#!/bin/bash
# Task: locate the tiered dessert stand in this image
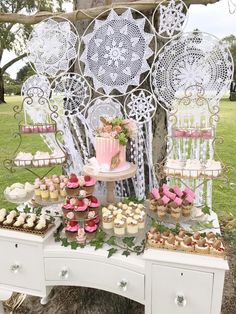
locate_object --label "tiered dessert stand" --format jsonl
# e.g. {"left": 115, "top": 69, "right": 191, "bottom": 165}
{"left": 3, "top": 87, "right": 67, "bottom": 179}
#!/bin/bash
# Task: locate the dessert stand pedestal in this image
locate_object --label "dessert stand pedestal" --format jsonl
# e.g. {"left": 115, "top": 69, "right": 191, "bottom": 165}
{"left": 83, "top": 163, "right": 137, "bottom": 203}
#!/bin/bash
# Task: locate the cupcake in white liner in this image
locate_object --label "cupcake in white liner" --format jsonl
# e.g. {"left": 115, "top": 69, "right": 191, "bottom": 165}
{"left": 114, "top": 219, "right": 125, "bottom": 236}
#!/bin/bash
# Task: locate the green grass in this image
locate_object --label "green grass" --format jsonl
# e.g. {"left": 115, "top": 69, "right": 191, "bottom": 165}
{"left": 0, "top": 96, "right": 61, "bottom": 209}
{"left": 0, "top": 96, "right": 236, "bottom": 215}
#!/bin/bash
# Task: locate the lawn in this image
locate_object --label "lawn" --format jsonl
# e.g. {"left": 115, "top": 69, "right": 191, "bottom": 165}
{"left": 0, "top": 96, "right": 236, "bottom": 216}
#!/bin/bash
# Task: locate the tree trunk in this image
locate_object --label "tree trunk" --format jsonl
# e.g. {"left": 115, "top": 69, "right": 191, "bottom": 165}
{"left": 0, "top": 68, "right": 6, "bottom": 104}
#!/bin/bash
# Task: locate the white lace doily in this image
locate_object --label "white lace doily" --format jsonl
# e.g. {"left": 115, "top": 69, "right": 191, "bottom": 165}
{"left": 21, "top": 75, "right": 51, "bottom": 98}
{"left": 27, "top": 17, "right": 79, "bottom": 77}
{"left": 80, "top": 8, "right": 154, "bottom": 95}
{"left": 51, "top": 73, "right": 91, "bottom": 117}
{"left": 152, "top": 32, "right": 234, "bottom": 110}
{"left": 153, "top": 0, "right": 188, "bottom": 39}
{"left": 124, "top": 89, "right": 157, "bottom": 124}
{"left": 86, "top": 97, "right": 123, "bottom": 131}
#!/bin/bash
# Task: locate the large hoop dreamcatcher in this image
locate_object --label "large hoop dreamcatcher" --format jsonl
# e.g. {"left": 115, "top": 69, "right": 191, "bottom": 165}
{"left": 80, "top": 8, "right": 155, "bottom": 95}
{"left": 27, "top": 17, "right": 79, "bottom": 77}
{"left": 50, "top": 73, "right": 91, "bottom": 173}
{"left": 152, "top": 31, "right": 234, "bottom": 111}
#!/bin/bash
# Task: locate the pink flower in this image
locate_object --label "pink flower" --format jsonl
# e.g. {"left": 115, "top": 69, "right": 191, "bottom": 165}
{"left": 126, "top": 120, "right": 137, "bottom": 139}
{"left": 113, "top": 125, "right": 122, "bottom": 133}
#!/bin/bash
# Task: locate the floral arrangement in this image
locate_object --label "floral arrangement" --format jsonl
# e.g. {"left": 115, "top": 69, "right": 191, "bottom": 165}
{"left": 95, "top": 116, "right": 137, "bottom": 145}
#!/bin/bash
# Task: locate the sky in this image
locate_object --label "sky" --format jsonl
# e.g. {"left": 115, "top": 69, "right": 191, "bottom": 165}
{"left": 2, "top": 0, "right": 236, "bottom": 79}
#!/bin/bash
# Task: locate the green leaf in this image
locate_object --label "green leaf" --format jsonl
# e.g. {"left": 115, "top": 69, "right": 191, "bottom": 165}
{"left": 117, "top": 132, "right": 128, "bottom": 145}
{"left": 111, "top": 117, "right": 123, "bottom": 126}
{"left": 70, "top": 241, "right": 79, "bottom": 250}
{"left": 122, "top": 237, "right": 135, "bottom": 248}
{"left": 107, "top": 248, "right": 118, "bottom": 258}
{"left": 90, "top": 240, "right": 104, "bottom": 250}
{"left": 107, "top": 236, "right": 116, "bottom": 246}
{"left": 122, "top": 250, "right": 131, "bottom": 257}
{"left": 95, "top": 229, "right": 106, "bottom": 242}
{"left": 23, "top": 205, "right": 31, "bottom": 213}
{"left": 202, "top": 206, "right": 211, "bottom": 215}
{"left": 61, "top": 238, "right": 69, "bottom": 247}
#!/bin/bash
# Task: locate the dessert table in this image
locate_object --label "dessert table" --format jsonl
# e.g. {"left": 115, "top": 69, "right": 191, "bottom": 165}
{"left": 0, "top": 214, "right": 228, "bottom": 314}
{"left": 83, "top": 163, "right": 137, "bottom": 203}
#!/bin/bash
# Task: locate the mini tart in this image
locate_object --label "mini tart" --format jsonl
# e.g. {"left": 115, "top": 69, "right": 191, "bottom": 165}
{"left": 206, "top": 231, "right": 216, "bottom": 245}
{"left": 165, "top": 236, "right": 179, "bottom": 250}
{"left": 175, "top": 230, "right": 186, "bottom": 242}
{"left": 210, "top": 240, "right": 225, "bottom": 257}
{"left": 195, "top": 239, "right": 209, "bottom": 254}
{"left": 191, "top": 232, "right": 202, "bottom": 243}
{"left": 114, "top": 219, "right": 125, "bottom": 236}
{"left": 179, "top": 237, "right": 195, "bottom": 252}
{"left": 148, "top": 237, "right": 164, "bottom": 249}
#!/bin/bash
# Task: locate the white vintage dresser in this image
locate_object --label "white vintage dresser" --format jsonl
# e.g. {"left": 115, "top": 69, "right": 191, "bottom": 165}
{"left": 0, "top": 222, "right": 228, "bottom": 314}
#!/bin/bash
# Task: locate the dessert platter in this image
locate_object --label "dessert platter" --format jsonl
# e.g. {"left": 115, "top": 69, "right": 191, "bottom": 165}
{"left": 147, "top": 224, "right": 225, "bottom": 258}
{"left": 0, "top": 208, "right": 54, "bottom": 236}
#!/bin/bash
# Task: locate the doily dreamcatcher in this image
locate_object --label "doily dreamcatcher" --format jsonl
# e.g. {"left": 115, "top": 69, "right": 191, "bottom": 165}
{"left": 27, "top": 17, "right": 79, "bottom": 77}
{"left": 51, "top": 73, "right": 91, "bottom": 117}
{"left": 152, "top": 0, "right": 188, "bottom": 39}
{"left": 125, "top": 90, "right": 157, "bottom": 199}
{"left": 50, "top": 73, "right": 92, "bottom": 173}
{"left": 152, "top": 32, "right": 234, "bottom": 110}
{"left": 80, "top": 8, "right": 155, "bottom": 95}
{"left": 21, "top": 74, "right": 51, "bottom": 98}
{"left": 85, "top": 97, "right": 123, "bottom": 132}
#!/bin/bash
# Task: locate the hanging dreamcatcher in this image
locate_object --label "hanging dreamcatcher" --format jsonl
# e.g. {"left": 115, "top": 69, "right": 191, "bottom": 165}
{"left": 152, "top": 0, "right": 189, "bottom": 39}
{"left": 124, "top": 89, "right": 157, "bottom": 199}
{"left": 27, "top": 17, "right": 79, "bottom": 77}
{"left": 80, "top": 8, "right": 155, "bottom": 95}
{"left": 152, "top": 31, "right": 234, "bottom": 111}
{"left": 50, "top": 73, "right": 91, "bottom": 173}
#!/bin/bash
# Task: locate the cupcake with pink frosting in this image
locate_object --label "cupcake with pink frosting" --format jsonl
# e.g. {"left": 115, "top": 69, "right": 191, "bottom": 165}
{"left": 85, "top": 211, "right": 99, "bottom": 233}
{"left": 65, "top": 220, "right": 79, "bottom": 233}
{"left": 83, "top": 176, "right": 96, "bottom": 194}
{"left": 66, "top": 174, "right": 80, "bottom": 196}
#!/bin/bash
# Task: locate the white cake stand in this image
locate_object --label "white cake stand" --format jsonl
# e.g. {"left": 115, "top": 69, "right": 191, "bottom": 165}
{"left": 83, "top": 163, "right": 137, "bottom": 203}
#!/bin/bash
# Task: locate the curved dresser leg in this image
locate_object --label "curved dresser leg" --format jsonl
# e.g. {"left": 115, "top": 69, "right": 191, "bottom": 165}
{"left": 40, "top": 286, "right": 53, "bottom": 305}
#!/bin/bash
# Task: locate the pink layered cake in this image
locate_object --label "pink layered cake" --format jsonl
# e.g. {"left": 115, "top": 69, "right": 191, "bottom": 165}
{"left": 95, "top": 137, "right": 126, "bottom": 170}
{"left": 94, "top": 116, "right": 137, "bottom": 171}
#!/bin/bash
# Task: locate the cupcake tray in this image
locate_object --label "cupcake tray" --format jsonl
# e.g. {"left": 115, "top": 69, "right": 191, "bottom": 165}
{"left": 0, "top": 222, "right": 54, "bottom": 237}
{"left": 33, "top": 196, "right": 65, "bottom": 206}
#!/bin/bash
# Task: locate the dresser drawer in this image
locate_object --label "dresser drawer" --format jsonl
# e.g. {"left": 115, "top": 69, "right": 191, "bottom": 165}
{"left": 0, "top": 240, "right": 43, "bottom": 291}
{"left": 151, "top": 265, "right": 213, "bottom": 314}
{"left": 45, "top": 258, "right": 144, "bottom": 303}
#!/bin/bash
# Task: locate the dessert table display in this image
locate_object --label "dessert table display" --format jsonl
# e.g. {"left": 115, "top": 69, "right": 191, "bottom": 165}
{"left": 0, "top": 1, "right": 235, "bottom": 314}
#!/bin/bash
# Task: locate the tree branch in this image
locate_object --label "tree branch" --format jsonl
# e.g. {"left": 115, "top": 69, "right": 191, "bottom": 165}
{"left": 2, "top": 53, "right": 27, "bottom": 73}
{"left": 0, "top": 0, "right": 220, "bottom": 24}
